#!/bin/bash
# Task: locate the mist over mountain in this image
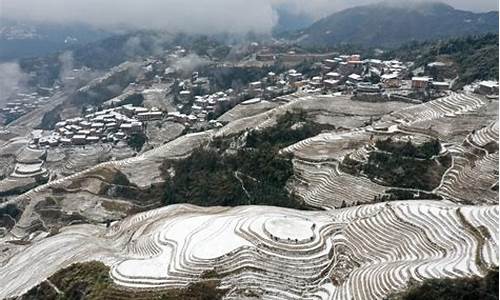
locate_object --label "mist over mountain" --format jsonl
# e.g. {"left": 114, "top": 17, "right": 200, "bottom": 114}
{"left": 272, "top": 6, "right": 316, "bottom": 34}
{"left": 0, "top": 0, "right": 497, "bottom": 61}
{"left": 293, "top": 1, "right": 499, "bottom": 48}
{"left": 0, "top": 19, "right": 112, "bottom": 61}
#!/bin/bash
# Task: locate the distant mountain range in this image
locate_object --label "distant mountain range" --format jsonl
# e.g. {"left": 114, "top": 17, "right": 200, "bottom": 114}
{"left": 3, "top": 1, "right": 498, "bottom": 61}
{"left": 290, "top": 1, "right": 499, "bottom": 48}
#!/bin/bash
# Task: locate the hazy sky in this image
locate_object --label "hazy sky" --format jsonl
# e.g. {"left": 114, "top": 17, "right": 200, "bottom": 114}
{"left": 0, "top": 0, "right": 498, "bottom": 33}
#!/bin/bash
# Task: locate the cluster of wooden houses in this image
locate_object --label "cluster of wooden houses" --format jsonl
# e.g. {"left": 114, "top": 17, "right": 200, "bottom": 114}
{"left": 34, "top": 105, "right": 163, "bottom": 147}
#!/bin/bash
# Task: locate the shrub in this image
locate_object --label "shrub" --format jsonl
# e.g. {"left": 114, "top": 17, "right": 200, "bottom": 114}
{"left": 128, "top": 133, "right": 147, "bottom": 152}
{"left": 387, "top": 269, "right": 499, "bottom": 300}
{"left": 361, "top": 138, "right": 449, "bottom": 190}
{"left": 20, "top": 261, "right": 228, "bottom": 300}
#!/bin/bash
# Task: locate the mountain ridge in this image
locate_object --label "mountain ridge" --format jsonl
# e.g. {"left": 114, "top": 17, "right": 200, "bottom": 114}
{"left": 291, "top": 1, "right": 499, "bottom": 48}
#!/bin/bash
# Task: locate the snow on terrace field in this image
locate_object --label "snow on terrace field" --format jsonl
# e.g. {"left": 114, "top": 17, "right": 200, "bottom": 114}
{"left": 436, "top": 151, "right": 498, "bottom": 204}
{"left": 0, "top": 92, "right": 414, "bottom": 238}
{"left": 388, "top": 93, "right": 487, "bottom": 125}
{"left": 0, "top": 202, "right": 497, "bottom": 300}
{"left": 280, "top": 93, "right": 496, "bottom": 208}
{"left": 0, "top": 92, "right": 497, "bottom": 299}
{"left": 215, "top": 94, "right": 413, "bottom": 138}
{"left": 283, "top": 129, "right": 371, "bottom": 162}
{"left": 264, "top": 215, "right": 315, "bottom": 242}
{"left": 217, "top": 99, "right": 278, "bottom": 122}
{"left": 0, "top": 92, "right": 494, "bottom": 233}
{"left": 291, "top": 160, "right": 386, "bottom": 209}
{"left": 395, "top": 99, "right": 498, "bottom": 144}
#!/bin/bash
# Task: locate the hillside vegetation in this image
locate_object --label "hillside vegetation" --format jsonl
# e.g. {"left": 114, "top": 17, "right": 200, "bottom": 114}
{"left": 387, "top": 269, "right": 499, "bottom": 300}
{"left": 161, "top": 111, "right": 333, "bottom": 209}
{"left": 17, "top": 261, "right": 227, "bottom": 300}
{"left": 343, "top": 138, "right": 450, "bottom": 191}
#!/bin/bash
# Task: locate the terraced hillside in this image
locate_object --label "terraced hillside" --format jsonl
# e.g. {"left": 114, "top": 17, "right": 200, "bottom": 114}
{"left": 434, "top": 123, "right": 499, "bottom": 204}
{"left": 1, "top": 93, "right": 497, "bottom": 231}
{"left": 0, "top": 202, "right": 497, "bottom": 300}
{"left": 0, "top": 91, "right": 497, "bottom": 300}
{"left": 0, "top": 93, "right": 416, "bottom": 237}
{"left": 283, "top": 93, "right": 497, "bottom": 209}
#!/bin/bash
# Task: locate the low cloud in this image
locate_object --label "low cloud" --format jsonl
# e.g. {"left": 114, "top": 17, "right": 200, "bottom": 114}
{"left": 271, "top": 0, "right": 372, "bottom": 19}
{"left": 58, "top": 51, "right": 74, "bottom": 82}
{"left": 0, "top": 0, "right": 497, "bottom": 35}
{"left": 171, "top": 54, "right": 211, "bottom": 76}
{"left": 1, "top": 0, "right": 278, "bottom": 34}
{"left": 0, "top": 62, "right": 28, "bottom": 103}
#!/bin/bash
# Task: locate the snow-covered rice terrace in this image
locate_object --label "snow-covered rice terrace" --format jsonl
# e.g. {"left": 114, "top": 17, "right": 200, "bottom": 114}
{"left": 0, "top": 202, "right": 497, "bottom": 299}
{"left": 0, "top": 92, "right": 498, "bottom": 299}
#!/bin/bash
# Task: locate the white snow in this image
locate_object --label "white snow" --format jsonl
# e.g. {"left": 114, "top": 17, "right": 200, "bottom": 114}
{"left": 265, "top": 216, "right": 314, "bottom": 241}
